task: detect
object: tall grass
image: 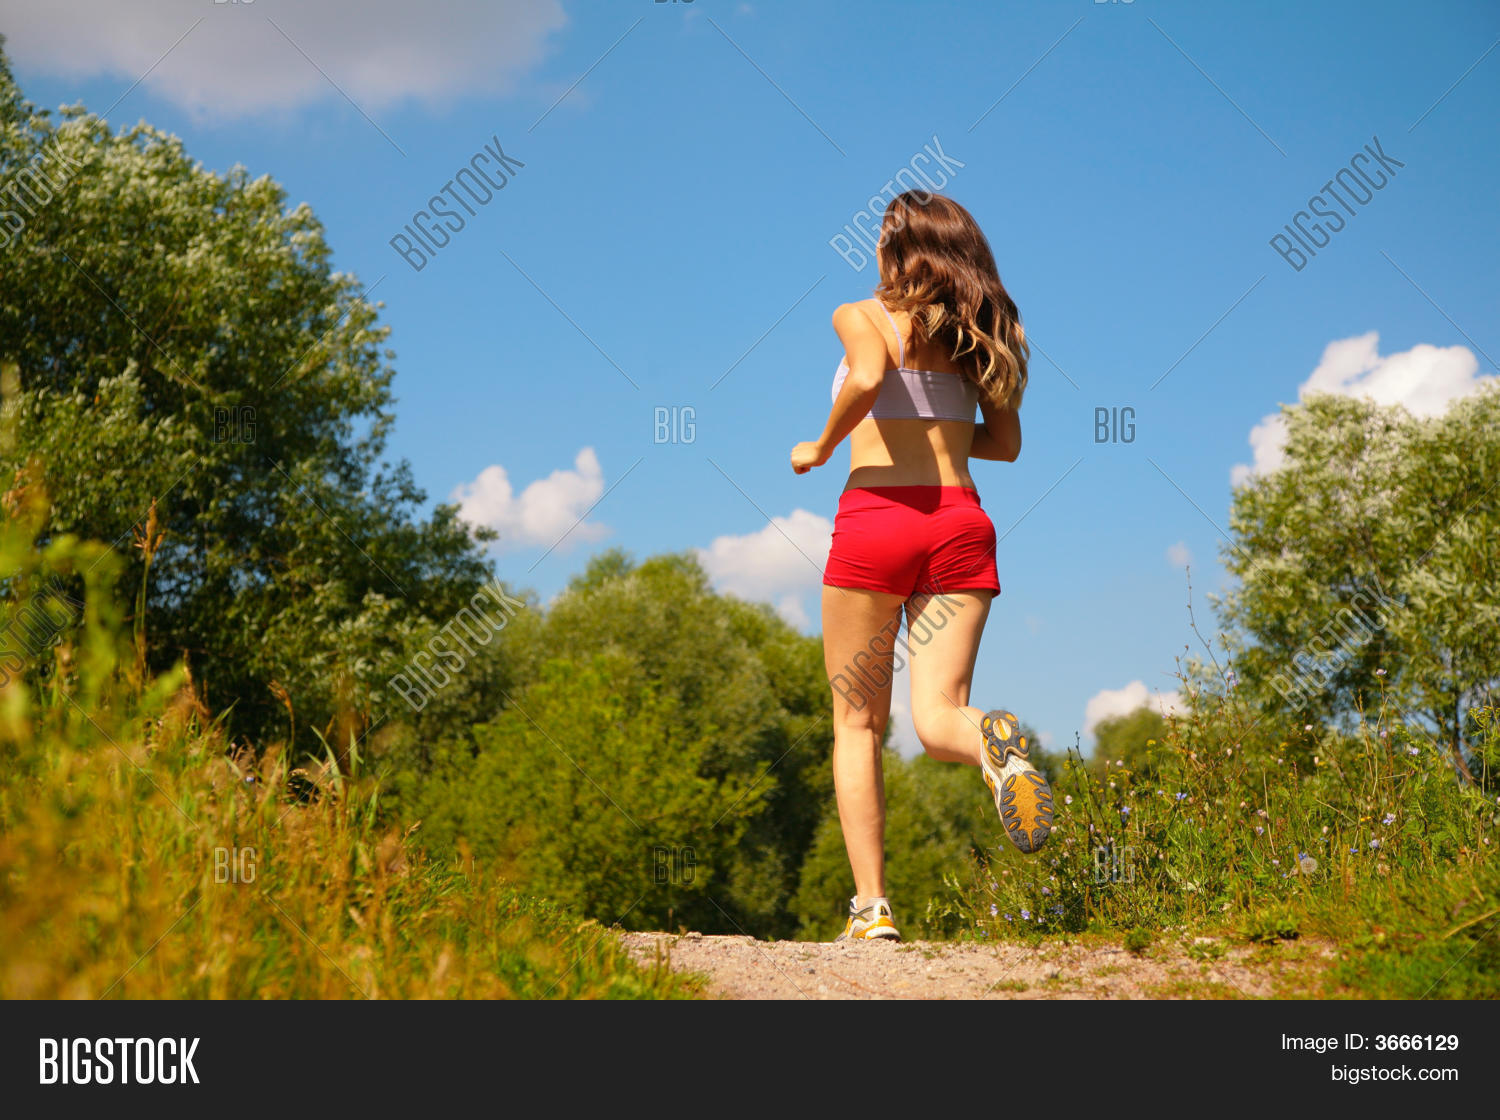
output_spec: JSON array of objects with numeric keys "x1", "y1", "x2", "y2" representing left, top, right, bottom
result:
[
  {"x1": 0, "y1": 479, "x2": 696, "y2": 1000},
  {"x1": 949, "y1": 669, "x2": 1500, "y2": 997}
]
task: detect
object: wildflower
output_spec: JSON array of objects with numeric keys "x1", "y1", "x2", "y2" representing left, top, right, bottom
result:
[
  {"x1": 1379, "y1": 729, "x2": 1388, "y2": 739},
  {"x1": 1257, "y1": 809, "x2": 1268, "y2": 818},
  {"x1": 1298, "y1": 853, "x2": 1317, "y2": 874},
  {"x1": 1255, "y1": 826, "x2": 1264, "y2": 836},
  {"x1": 1042, "y1": 886, "x2": 1052, "y2": 895},
  {"x1": 1376, "y1": 669, "x2": 1386, "y2": 676},
  {"x1": 1407, "y1": 746, "x2": 1420, "y2": 756},
  {"x1": 1350, "y1": 846, "x2": 1358, "y2": 854},
  {"x1": 1321, "y1": 826, "x2": 1328, "y2": 834},
  {"x1": 1064, "y1": 795, "x2": 1073, "y2": 805},
  {"x1": 1004, "y1": 913, "x2": 1013, "y2": 922},
  {"x1": 1276, "y1": 757, "x2": 1284, "y2": 765},
  {"x1": 1381, "y1": 813, "x2": 1395, "y2": 826},
  {"x1": 1120, "y1": 807, "x2": 1131, "y2": 818},
  {"x1": 1369, "y1": 838, "x2": 1380, "y2": 850},
  {"x1": 1304, "y1": 724, "x2": 1313, "y2": 731},
  {"x1": 990, "y1": 904, "x2": 998, "y2": 917},
  {"x1": 1021, "y1": 909, "x2": 1031, "y2": 920},
  {"x1": 1271, "y1": 858, "x2": 1279, "y2": 865},
  {"x1": 1051, "y1": 905, "x2": 1064, "y2": 915},
  {"x1": 1175, "y1": 792, "x2": 1187, "y2": 801},
  {"x1": 1240, "y1": 801, "x2": 1248, "y2": 809}
]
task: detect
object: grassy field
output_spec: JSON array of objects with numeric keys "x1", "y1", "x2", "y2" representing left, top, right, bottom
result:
[
  {"x1": 0, "y1": 509, "x2": 697, "y2": 1001},
  {"x1": 0, "y1": 695, "x2": 701, "y2": 1000},
  {"x1": 947, "y1": 690, "x2": 1500, "y2": 999}
]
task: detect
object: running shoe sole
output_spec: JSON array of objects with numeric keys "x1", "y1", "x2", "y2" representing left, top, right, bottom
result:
[{"x1": 979, "y1": 709, "x2": 1054, "y2": 854}]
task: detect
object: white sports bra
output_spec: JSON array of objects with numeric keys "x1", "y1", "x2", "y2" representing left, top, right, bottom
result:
[{"x1": 831, "y1": 301, "x2": 978, "y2": 422}]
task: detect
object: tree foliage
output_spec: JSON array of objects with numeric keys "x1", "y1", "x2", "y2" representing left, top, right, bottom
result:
[
  {"x1": 1217, "y1": 390, "x2": 1500, "y2": 777},
  {"x1": 0, "y1": 47, "x2": 496, "y2": 744},
  {"x1": 407, "y1": 551, "x2": 837, "y2": 937}
]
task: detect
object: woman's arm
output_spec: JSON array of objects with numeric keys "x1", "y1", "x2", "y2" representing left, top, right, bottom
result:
[
  {"x1": 970, "y1": 396, "x2": 1021, "y2": 462},
  {"x1": 791, "y1": 303, "x2": 888, "y2": 473}
]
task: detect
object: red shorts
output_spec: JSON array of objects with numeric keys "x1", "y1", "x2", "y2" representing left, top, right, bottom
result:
[{"x1": 823, "y1": 485, "x2": 1001, "y2": 597}]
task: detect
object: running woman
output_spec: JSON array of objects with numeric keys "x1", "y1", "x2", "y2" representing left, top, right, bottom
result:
[{"x1": 790, "y1": 191, "x2": 1053, "y2": 943}]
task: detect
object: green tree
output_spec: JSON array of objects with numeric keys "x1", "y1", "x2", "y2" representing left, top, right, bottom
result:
[
  {"x1": 1090, "y1": 705, "x2": 1168, "y2": 780},
  {"x1": 410, "y1": 551, "x2": 836, "y2": 937},
  {"x1": 0, "y1": 46, "x2": 495, "y2": 745},
  {"x1": 1219, "y1": 390, "x2": 1500, "y2": 778}
]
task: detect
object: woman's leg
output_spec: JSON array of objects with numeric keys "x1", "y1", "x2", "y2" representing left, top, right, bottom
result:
[
  {"x1": 821, "y1": 583, "x2": 907, "y2": 903},
  {"x1": 905, "y1": 589, "x2": 994, "y2": 765}
]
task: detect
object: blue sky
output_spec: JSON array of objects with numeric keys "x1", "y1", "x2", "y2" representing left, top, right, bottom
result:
[{"x1": 5, "y1": 0, "x2": 1497, "y2": 754}]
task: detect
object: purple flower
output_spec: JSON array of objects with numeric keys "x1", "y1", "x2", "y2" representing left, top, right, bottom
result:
[
  {"x1": 1175, "y1": 792, "x2": 1187, "y2": 801},
  {"x1": 1369, "y1": 838, "x2": 1380, "y2": 850},
  {"x1": 1021, "y1": 909, "x2": 1031, "y2": 920},
  {"x1": 989, "y1": 904, "x2": 998, "y2": 917},
  {"x1": 1004, "y1": 913, "x2": 1014, "y2": 922},
  {"x1": 1376, "y1": 669, "x2": 1386, "y2": 677},
  {"x1": 1042, "y1": 886, "x2": 1052, "y2": 895},
  {"x1": 1255, "y1": 826, "x2": 1264, "y2": 835},
  {"x1": 1381, "y1": 813, "x2": 1395, "y2": 826},
  {"x1": 1407, "y1": 746, "x2": 1420, "y2": 756}
]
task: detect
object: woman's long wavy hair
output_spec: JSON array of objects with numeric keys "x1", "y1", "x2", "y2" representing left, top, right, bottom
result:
[{"x1": 874, "y1": 192, "x2": 1028, "y2": 408}]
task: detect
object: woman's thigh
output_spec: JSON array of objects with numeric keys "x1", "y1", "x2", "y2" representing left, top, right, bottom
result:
[
  {"x1": 904, "y1": 590, "x2": 993, "y2": 741},
  {"x1": 821, "y1": 584, "x2": 907, "y2": 733}
]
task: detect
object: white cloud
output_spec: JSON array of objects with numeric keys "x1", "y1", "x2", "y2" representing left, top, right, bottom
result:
[
  {"x1": 1233, "y1": 332, "x2": 1490, "y2": 486},
  {"x1": 1166, "y1": 541, "x2": 1193, "y2": 568},
  {"x1": 1083, "y1": 680, "x2": 1183, "y2": 738},
  {"x1": 450, "y1": 447, "x2": 609, "y2": 551},
  {"x1": 696, "y1": 509, "x2": 832, "y2": 629},
  {"x1": 0, "y1": 0, "x2": 566, "y2": 121}
]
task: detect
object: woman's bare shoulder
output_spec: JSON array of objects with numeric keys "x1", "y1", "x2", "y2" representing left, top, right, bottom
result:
[{"x1": 831, "y1": 299, "x2": 884, "y2": 331}]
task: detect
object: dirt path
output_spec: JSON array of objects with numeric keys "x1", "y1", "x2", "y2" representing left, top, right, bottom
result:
[{"x1": 617, "y1": 931, "x2": 1330, "y2": 999}]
